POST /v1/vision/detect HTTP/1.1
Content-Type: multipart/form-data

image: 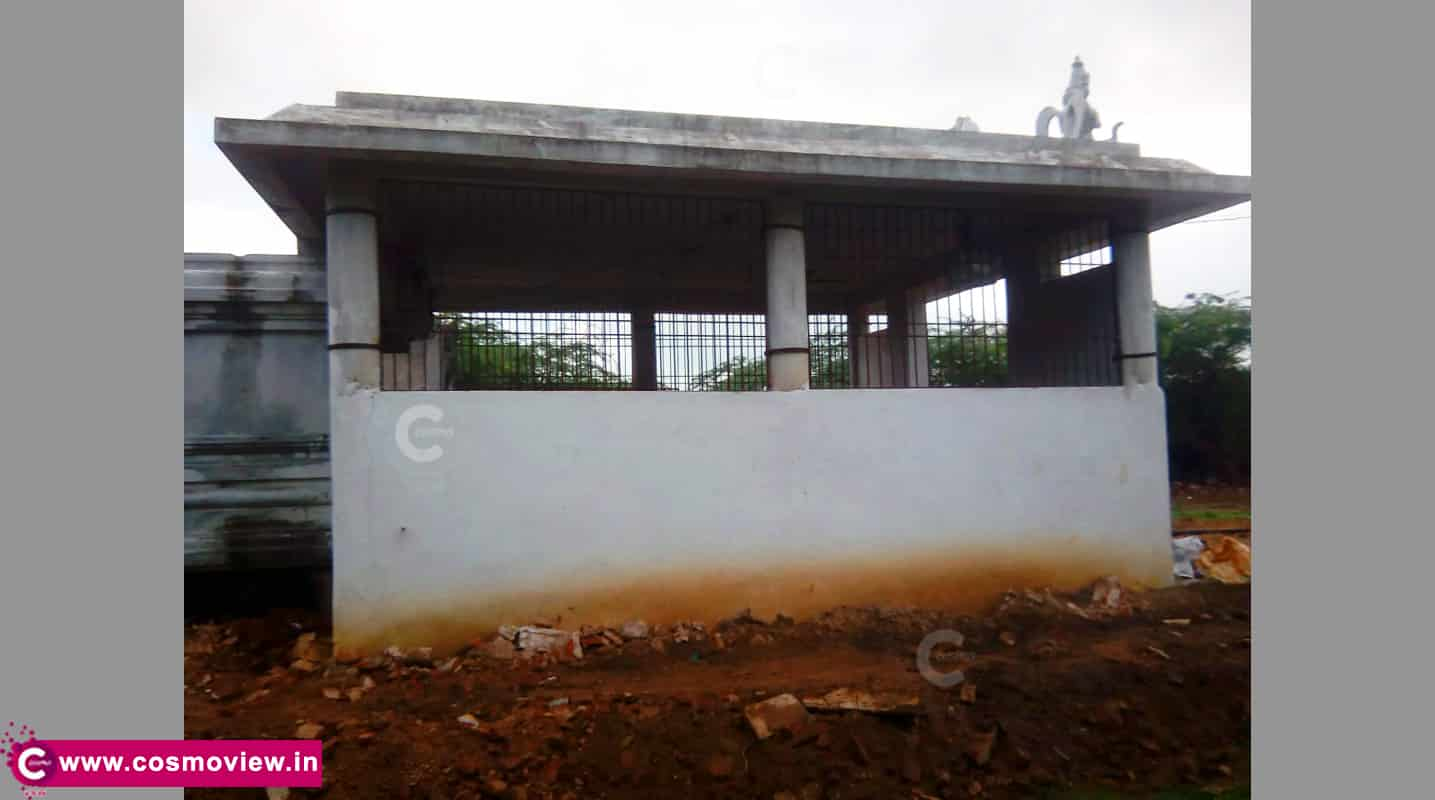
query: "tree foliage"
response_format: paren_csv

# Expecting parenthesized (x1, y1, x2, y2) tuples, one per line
(1156, 293, 1251, 484)
(690, 320, 1010, 390)
(927, 321, 1008, 387)
(447, 320, 629, 390)
(689, 330, 853, 390)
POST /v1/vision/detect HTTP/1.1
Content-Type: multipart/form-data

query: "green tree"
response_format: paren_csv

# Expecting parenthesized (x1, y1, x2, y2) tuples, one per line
(927, 320, 1008, 387)
(689, 318, 1012, 390)
(1156, 292, 1251, 484)
(689, 328, 852, 390)
(690, 354, 768, 391)
(446, 319, 629, 389)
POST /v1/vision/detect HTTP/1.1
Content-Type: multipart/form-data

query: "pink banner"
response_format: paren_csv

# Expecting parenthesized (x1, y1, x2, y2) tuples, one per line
(7, 740, 323, 788)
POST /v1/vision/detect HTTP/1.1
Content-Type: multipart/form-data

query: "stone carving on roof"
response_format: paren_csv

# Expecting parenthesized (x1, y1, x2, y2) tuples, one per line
(1037, 57, 1124, 142)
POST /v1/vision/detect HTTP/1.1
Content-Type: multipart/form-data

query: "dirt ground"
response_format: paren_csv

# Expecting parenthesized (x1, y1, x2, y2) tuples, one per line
(184, 577, 1251, 800)
(1170, 484, 1251, 535)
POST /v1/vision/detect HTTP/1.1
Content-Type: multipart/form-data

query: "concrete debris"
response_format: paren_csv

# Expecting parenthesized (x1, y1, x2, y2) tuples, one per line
(515, 627, 583, 660)
(1089, 576, 1123, 609)
(578, 626, 625, 651)
(294, 722, 324, 739)
(322, 688, 342, 701)
(291, 632, 325, 663)
(800, 688, 921, 716)
(289, 659, 321, 674)
(403, 646, 435, 667)
(457, 714, 480, 729)
(744, 693, 812, 740)
(619, 620, 650, 640)
(998, 632, 1017, 647)
(264, 789, 290, 800)
(671, 621, 706, 644)
(346, 688, 366, 703)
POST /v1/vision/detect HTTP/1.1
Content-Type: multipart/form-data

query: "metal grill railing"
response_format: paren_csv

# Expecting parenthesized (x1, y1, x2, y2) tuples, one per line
(380, 284, 1117, 390)
(436, 312, 632, 390)
(1048, 219, 1113, 280)
(372, 207, 1123, 391)
(922, 281, 1009, 388)
(655, 313, 766, 391)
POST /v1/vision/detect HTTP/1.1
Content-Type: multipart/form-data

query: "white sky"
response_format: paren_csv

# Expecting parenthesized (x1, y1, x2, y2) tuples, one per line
(184, 0, 1250, 308)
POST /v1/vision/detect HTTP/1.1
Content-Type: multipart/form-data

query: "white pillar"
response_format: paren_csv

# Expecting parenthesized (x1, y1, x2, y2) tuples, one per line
(1114, 229, 1158, 386)
(884, 287, 930, 388)
(325, 174, 381, 660)
(764, 197, 809, 391)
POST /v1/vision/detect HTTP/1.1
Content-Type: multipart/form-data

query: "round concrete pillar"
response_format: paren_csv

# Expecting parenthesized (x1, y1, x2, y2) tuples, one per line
(764, 197, 809, 391)
(1114, 229, 1158, 386)
(325, 176, 381, 390)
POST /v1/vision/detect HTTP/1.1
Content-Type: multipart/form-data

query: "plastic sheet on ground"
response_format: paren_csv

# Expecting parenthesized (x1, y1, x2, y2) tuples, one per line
(1172, 535, 1206, 579)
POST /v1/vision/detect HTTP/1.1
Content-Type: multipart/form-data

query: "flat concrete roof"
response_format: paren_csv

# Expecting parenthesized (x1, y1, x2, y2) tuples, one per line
(215, 91, 1251, 240)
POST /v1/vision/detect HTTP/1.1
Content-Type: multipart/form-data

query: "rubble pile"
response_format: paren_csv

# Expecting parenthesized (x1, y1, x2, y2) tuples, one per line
(185, 579, 1252, 800)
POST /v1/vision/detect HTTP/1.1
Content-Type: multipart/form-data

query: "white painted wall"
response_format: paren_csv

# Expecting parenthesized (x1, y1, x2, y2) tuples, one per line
(333, 385, 1172, 655)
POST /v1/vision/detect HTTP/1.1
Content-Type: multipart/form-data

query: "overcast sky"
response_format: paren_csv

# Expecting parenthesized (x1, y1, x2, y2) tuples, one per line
(184, 0, 1250, 307)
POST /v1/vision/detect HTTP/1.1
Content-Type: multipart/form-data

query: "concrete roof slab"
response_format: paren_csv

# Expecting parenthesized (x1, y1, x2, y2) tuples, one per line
(214, 92, 1251, 240)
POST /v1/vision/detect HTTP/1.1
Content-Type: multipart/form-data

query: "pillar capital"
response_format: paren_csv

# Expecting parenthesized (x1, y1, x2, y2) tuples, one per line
(763, 196, 805, 230)
(325, 172, 378, 214)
